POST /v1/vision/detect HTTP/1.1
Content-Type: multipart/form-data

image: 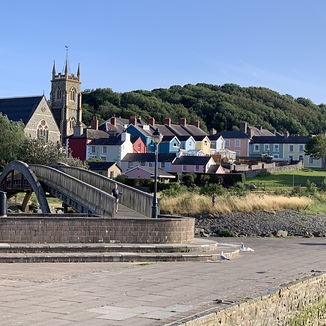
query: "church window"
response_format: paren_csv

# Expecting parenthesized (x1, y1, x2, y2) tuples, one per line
(70, 87, 76, 101)
(37, 120, 49, 142)
(56, 87, 62, 100)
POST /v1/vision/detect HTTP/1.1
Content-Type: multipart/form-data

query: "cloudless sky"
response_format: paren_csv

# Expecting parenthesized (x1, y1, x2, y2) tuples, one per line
(1, 0, 326, 104)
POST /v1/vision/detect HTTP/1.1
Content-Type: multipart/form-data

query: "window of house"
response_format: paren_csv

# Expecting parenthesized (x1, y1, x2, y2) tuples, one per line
(140, 161, 145, 166)
(264, 144, 270, 153)
(195, 165, 200, 172)
(137, 143, 141, 152)
(273, 154, 279, 158)
(254, 144, 259, 152)
(289, 144, 294, 152)
(235, 139, 240, 148)
(225, 140, 230, 148)
(128, 161, 133, 168)
(289, 155, 294, 162)
(273, 144, 279, 152)
(90, 146, 96, 154)
(235, 150, 240, 157)
(308, 156, 314, 164)
(299, 155, 304, 161)
(182, 165, 187, 172)
(161, 162, 165, 168)
(102, 147, 107, 154)
(149, 162, 153, 167)
(299, 144, 305, 152)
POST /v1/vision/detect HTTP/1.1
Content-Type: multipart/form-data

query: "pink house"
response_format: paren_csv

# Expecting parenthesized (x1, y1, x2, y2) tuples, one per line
(124, 166, 176, 183)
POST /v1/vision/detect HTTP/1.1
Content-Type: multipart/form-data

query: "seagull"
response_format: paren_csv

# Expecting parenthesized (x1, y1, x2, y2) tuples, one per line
(240, 242, 254, 252)
(220, 251, 230, 260)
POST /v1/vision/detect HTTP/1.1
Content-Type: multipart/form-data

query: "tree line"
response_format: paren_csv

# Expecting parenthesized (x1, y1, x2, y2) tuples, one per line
(81, 83, 326, 135)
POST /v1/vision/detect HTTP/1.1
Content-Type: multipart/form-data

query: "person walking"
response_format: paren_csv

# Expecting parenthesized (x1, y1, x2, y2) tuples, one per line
(112, 183, 120, 213)
(212, 193, 217, 206)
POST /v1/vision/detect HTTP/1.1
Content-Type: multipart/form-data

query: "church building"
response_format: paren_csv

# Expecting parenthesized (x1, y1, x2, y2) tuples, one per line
(0, 55, 83, 145)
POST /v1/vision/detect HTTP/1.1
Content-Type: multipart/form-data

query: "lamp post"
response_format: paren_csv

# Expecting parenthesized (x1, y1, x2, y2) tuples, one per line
(151, 128, 163, 218)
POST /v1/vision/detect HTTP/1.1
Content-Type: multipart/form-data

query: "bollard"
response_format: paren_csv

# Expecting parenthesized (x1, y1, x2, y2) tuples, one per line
(0, 191, 7, 217)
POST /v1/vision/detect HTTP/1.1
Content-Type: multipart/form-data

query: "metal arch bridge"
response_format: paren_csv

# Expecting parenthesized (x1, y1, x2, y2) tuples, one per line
(0, 160, 154, 218)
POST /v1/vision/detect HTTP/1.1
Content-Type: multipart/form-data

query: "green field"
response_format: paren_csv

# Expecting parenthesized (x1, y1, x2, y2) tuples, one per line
(247, 169, 326, 190)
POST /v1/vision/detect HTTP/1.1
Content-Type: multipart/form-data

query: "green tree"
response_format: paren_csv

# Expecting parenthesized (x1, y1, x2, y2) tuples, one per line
(0, 114, 26, 166)
(304, 134, 326, 167)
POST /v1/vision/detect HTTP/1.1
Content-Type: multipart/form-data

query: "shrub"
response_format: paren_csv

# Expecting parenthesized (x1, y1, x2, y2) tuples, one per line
(217, 229, 236, 237)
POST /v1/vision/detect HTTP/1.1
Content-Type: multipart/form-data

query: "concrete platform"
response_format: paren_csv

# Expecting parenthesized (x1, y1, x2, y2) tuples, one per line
(0, 237, 325, 325)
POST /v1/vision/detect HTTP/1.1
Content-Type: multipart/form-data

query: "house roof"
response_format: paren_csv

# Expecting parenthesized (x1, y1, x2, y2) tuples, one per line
(98, 121, 125, 134)
(251, 135, 310, 144)
(181, 124, 208, 137)
(125, 166, 175, 178)
(68, 129, 110, 139)
(216, 130, 250, 139)
(0, 96, 44, 124)
(88, 136, 123, 146)
(87, 161, 121, 171)
(173, 156, 212, 165)
(249, 126, 275, 137)
(122, 153, 177, 162)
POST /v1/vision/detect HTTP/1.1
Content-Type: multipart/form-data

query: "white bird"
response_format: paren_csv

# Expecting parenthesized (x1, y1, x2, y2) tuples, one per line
(240, 242, 254, 252)
(220, 251, 230, 260)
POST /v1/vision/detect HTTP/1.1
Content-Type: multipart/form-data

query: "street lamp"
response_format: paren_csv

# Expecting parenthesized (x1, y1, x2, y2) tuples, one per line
(151, 128, 163, 218)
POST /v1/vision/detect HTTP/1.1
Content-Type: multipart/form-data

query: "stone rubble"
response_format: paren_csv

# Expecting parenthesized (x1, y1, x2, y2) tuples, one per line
(195, 209, 326, 237)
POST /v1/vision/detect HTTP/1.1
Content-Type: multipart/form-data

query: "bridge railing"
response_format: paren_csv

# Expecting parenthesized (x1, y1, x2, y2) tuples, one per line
(46, 165, 154, 218)
(30, 165, 115, 217)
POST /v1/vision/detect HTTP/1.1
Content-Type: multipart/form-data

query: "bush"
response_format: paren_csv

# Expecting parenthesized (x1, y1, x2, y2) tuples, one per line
(217, 229, 236, 237)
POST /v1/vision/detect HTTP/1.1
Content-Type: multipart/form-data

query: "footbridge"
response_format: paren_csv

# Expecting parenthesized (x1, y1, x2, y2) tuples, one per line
(0, 161, 155, 218)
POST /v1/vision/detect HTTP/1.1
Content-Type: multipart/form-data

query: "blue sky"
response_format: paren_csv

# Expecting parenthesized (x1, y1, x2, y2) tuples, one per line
(1, 0, 326, 104)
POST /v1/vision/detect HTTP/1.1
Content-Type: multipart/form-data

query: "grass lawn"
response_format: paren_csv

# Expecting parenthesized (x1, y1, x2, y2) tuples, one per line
(247, 169, 326, 190)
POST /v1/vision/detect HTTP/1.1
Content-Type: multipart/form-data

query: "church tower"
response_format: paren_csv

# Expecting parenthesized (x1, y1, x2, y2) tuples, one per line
(50, 51, 82, 144)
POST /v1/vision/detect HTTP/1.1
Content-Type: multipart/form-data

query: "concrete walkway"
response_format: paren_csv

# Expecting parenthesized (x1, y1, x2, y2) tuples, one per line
(0, 237, 325, 326)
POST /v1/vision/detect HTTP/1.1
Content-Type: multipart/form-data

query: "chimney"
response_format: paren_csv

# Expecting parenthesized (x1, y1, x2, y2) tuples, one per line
(209, 128, 217, 135)
(164, 117, 171, 126)
(129, 116, 137, 125)
(179, 118, 186, 126)
(147, 117, 155, 126)
(194, 120, 200, 128)
(74, 122, 83, 136)
(110, 117, 116, 126)
(240, 122, 248, 134)
(91, 116, 98, 130)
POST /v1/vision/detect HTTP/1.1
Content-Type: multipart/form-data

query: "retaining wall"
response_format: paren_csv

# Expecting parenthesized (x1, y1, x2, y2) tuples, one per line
(175, 273, 326, 326)
(0, 216, 194, 244)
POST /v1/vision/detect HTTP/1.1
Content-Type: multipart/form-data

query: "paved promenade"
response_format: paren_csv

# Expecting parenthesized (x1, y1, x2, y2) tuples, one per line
(0, 237, 325, 326)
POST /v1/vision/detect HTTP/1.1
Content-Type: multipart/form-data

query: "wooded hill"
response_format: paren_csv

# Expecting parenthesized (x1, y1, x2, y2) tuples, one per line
(81, 83, 326, 135)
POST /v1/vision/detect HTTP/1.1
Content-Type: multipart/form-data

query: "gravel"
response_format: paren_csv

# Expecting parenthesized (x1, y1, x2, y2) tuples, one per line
(195, 210, 326, 237)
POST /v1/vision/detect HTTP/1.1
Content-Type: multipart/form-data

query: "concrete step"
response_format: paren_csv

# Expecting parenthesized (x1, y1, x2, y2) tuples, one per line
(0, 239, 241, 263)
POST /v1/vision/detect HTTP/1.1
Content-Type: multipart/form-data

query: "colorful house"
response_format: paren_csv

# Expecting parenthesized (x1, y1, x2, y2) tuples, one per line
(86, 132, 133, 165)
(121, 153, 177, 173)
(215, 130, 250, 158)
(124, 166, 176, 183)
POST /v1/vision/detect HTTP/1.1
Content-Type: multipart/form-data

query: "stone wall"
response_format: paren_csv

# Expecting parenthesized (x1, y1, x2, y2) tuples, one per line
(175, 273, 326, 326)
(0, 216, 194, 244)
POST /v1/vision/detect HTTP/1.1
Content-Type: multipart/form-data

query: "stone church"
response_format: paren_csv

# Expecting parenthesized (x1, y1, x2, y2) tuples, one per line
(0, 57, 82, 145)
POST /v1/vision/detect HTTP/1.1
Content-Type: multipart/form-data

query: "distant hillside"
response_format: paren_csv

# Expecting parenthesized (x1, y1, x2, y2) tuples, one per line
(81, 83, 326, 135)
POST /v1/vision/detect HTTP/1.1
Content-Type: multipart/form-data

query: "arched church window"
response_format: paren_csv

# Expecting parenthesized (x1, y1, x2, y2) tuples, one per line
(69, 117, 76, 129)
(37, 120, 49, 142)
(70, 87, 76, 101)
(56, 87, 62, 100)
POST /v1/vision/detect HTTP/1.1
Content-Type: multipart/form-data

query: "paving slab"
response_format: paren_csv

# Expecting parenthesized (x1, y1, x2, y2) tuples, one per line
(0, 237, 325, 326)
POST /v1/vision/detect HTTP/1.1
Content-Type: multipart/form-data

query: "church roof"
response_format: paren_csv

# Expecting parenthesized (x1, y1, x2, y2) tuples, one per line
(0, 96, 44, 124)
